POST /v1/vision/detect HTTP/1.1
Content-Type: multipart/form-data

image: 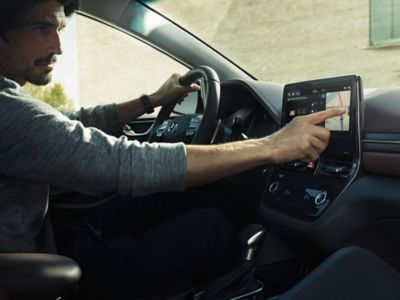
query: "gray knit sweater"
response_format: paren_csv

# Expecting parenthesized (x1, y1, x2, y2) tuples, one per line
(0, 76, 186, 252)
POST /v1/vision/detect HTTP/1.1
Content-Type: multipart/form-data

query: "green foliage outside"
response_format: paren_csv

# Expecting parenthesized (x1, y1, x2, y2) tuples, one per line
(23, 83, 74, 112)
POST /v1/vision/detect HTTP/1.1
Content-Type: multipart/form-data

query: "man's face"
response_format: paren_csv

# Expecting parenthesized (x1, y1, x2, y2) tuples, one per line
(0, 0, 66, 86)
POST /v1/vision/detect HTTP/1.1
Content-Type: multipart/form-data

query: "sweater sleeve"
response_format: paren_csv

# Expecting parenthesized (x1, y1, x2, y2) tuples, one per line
(0, 91, 187, 197)
(63, 104, 122, 136)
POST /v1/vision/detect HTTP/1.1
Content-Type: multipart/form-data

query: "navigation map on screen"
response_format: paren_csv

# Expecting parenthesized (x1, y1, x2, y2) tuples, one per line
(286, 88, 351, 132)
(324, 90, 350, 131)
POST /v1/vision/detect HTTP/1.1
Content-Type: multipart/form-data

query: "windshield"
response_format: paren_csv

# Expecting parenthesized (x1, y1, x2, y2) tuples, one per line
(150, 0, 400, 89)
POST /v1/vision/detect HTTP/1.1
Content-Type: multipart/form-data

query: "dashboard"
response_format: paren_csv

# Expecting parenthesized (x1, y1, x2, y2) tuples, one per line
(216, 76, 400, 271)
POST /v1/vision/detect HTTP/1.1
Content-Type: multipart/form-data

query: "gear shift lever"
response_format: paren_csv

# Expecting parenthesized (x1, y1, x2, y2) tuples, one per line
(194, 224, 266, 300)
(239, 224, 266, 267)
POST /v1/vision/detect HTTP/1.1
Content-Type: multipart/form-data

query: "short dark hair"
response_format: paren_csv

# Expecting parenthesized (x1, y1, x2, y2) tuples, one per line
(0, 0, 80, 39)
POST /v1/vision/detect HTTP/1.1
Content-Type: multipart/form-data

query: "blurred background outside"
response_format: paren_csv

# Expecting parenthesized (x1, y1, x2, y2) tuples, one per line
(34, 0, 400, 111)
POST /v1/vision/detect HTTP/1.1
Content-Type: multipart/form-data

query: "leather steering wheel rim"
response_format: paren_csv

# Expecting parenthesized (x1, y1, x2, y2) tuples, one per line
(150, 65, 220, 144)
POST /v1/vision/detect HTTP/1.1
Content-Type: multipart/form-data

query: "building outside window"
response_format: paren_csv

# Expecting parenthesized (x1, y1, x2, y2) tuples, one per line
(370, 0, 400, 46)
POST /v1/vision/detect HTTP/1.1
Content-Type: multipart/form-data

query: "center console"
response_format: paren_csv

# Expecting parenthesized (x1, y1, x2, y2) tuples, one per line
(262, 75, 362, 220)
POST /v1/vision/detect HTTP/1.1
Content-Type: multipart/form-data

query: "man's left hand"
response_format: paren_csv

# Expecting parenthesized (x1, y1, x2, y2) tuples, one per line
(149, 73, 201, 107)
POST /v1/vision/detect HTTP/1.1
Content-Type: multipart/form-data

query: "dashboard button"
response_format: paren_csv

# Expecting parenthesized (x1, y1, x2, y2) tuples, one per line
(283, 160, 308, 171)
(324, 165, 349, 175)
(268, 181, 279, 193)
(315, 191, 328, 205)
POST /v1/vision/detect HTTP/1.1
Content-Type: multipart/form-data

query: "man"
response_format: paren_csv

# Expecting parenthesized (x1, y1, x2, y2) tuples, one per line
(0, 0, 345, 299)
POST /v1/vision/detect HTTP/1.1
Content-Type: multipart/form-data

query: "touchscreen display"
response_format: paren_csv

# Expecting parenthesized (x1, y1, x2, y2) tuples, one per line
(286, 86, 351, 131)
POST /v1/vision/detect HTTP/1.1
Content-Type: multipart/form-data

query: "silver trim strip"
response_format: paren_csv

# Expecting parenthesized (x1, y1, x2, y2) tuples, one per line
(332, 77, 362, 211)
(123, 123, 154, 137)
(362, 139, 400, 145)
(210, 119, 222, 144)
(229, 280, 264, 300)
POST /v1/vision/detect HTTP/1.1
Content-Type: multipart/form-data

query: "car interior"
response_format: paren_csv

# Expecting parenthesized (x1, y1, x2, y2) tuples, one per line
(3, 0, 400, 299)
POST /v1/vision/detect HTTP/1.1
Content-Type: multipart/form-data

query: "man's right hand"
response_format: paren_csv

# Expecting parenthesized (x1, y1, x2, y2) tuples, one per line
(265, 107, 346, 164)
(186, 107, 345, 187)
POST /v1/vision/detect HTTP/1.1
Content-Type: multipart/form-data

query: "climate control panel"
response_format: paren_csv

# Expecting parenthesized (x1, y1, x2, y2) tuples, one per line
(263, 161, 353, 219)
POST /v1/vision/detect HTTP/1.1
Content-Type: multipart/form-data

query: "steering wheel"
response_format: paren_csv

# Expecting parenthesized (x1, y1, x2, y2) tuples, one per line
(149, 65, 220, 144)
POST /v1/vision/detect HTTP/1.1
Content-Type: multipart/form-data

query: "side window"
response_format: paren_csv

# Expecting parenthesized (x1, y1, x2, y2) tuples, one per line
(47, 14, 189, 114)
(370, 0, 400, 46)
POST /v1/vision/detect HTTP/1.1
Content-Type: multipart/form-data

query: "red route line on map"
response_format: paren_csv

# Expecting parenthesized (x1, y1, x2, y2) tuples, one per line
(338, 92, 344, 107)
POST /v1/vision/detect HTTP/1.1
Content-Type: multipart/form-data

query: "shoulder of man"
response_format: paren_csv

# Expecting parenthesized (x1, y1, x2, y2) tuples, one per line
(0, 76, 63, 116)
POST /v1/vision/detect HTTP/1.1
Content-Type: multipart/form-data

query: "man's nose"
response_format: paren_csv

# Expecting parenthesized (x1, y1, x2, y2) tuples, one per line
(50, 31, 63, 55)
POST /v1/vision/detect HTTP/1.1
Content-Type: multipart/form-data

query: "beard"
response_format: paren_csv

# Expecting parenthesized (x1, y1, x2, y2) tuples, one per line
(23, 54, 57, 86)
(24, 69, 53, 85)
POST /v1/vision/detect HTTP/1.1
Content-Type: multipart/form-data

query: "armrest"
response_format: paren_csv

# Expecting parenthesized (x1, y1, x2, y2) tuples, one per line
(0, 253, 81, 300)
(274, 246, 400, 300)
